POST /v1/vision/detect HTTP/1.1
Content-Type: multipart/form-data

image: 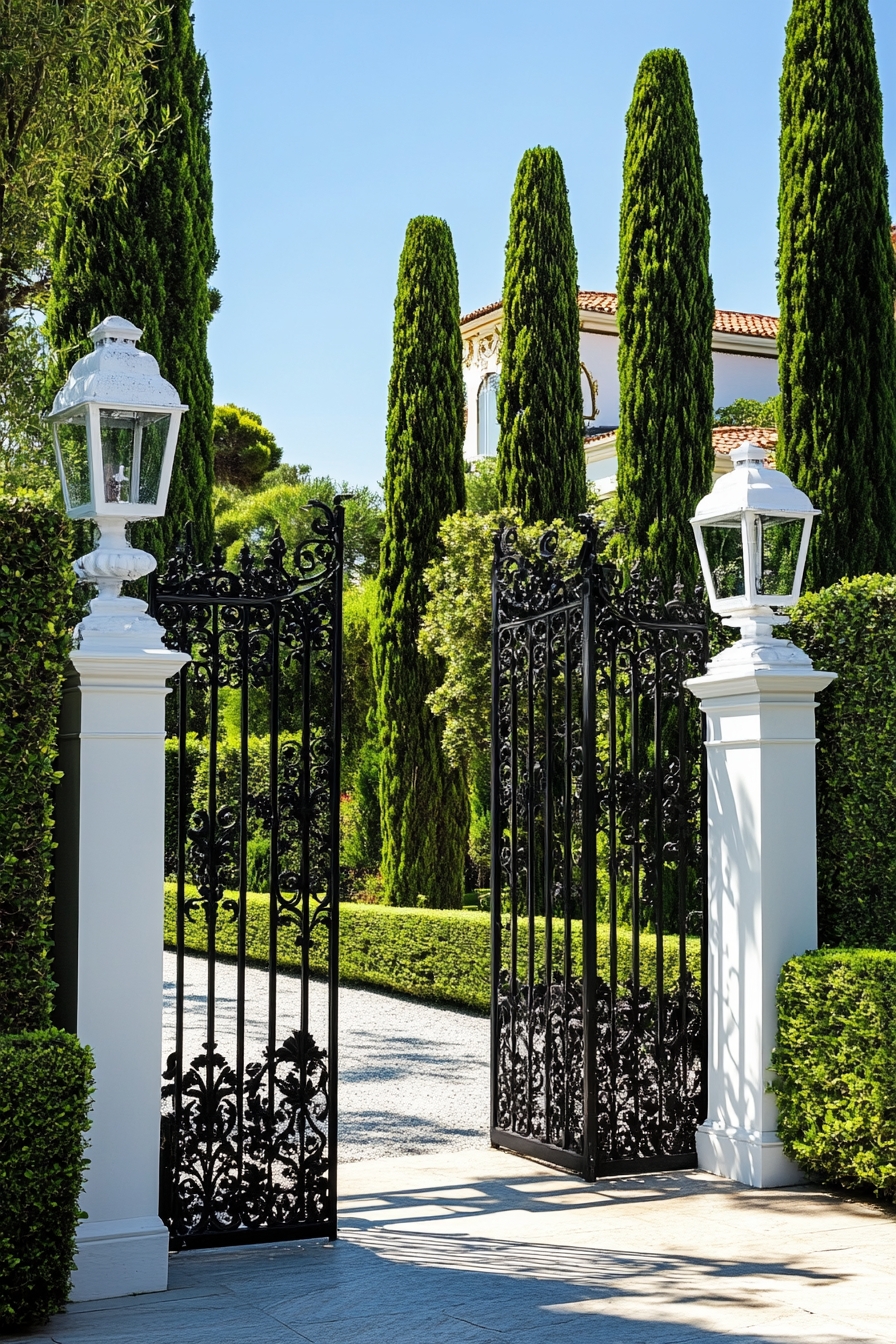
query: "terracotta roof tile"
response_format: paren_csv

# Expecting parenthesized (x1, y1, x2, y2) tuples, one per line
(712, 425, 778, 455)
(461, 290, 779, 339)
(583, 425, 778, 456)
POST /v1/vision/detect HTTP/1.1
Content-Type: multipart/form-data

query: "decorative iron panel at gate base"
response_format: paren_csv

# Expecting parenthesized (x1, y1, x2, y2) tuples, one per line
(151, 501, 345, 1250)
(490, 519, 707, 1180)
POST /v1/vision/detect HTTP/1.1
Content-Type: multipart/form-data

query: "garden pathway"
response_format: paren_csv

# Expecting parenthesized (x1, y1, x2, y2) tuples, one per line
(17, 1146, 896, 1343)
(162, 951, 491, 1161)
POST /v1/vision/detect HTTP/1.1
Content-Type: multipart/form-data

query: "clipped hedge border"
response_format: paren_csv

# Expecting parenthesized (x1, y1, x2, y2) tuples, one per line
(164, 884, 700, 1012)
(772, 949, 896, 1196)
(0, 500, 74, 1032)
(790, 576, 896, 949)
(0, 1030, 93, 1329)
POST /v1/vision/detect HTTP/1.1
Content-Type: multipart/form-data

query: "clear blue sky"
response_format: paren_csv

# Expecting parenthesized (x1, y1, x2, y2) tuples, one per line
(192, 0, 896, 491)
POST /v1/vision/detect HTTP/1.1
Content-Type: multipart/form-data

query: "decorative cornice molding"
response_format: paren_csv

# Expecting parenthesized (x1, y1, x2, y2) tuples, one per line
(464, 324, 502, 370)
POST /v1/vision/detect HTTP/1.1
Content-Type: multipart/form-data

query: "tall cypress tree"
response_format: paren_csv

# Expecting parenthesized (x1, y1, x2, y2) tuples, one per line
(374, 217, 469, 909)
(496, 147, 585, 523)
(47, 1, 217, 561)
(778, 0, 896, 590)
(616, 49, 715, 595)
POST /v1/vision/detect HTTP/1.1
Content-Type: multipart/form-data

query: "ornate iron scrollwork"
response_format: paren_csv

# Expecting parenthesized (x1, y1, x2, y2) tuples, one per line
(491, 518, 708, 1178)
(152, 501, 345, 1248)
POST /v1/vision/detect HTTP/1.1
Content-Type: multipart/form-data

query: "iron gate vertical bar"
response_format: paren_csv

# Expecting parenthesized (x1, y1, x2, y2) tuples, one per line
(653, 632, 664, 1153)
(580, 560, 598, 1181)
(543, 614, 553, 1144)
(509, 639, 519, 1135)
(489, 549, 502, 1143)
(266, 604, 281, 1216)
(608, 620, 619, 1153)
(525, 623, 536, 1137)
(299, 601, 313, 1220)
(699, 626, 710, 1129)
(327, 506, 346, 1240)
(562, 609, 573, 1150)
(206, 600, 220, 1216)
(676, 637, 689, 1122)
(173, 621, 190, 1226)
(236, 603, 250, 1209)
(629, 631, 642, 1158)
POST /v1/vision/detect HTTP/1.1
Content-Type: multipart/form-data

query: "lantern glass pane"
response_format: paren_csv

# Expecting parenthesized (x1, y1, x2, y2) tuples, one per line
(100, 409, 137, 503)
(701, 520, 745, 599)
(757, 515, 804, 596)
(55, 414, 90, 507)
(137, 413, 171, 504)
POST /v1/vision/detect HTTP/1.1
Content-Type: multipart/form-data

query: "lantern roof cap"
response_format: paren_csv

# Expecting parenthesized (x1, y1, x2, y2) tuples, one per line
(692, 440, 817, 523)
(49, 314, 186, 417)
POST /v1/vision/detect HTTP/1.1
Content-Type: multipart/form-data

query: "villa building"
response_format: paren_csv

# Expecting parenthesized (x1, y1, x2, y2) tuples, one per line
(461, 291, 780, 497)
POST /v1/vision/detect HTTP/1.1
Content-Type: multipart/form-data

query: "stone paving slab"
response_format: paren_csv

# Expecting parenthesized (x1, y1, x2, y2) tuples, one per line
(11, 1146, 896, 1343)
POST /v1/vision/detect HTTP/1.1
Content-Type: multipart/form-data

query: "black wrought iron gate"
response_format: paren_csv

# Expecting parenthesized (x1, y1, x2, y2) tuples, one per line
(490, 519, 708, 1179)
(150, 501, 345, 1249)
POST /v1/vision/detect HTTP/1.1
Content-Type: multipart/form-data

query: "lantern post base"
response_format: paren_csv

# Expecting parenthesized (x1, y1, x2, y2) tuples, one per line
(695, 1122, 805, 1189)
(70, 1216, 169, 1303)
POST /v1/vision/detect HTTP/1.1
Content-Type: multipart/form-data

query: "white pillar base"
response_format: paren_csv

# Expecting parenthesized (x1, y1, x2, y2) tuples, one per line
(70, 1216, 169, 1302)
(696, 1121, 806, 1189)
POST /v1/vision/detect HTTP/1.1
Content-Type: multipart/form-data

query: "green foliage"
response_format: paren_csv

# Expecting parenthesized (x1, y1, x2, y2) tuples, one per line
(616, 49, 715, 596)
(0, 1030, 93, 1328)
(375, 217, 468, 908)
(0, 323, 62, 497)
(340, 748, 382, 885)
(47, 0, 218, 563)
(777, 0, 896, 589)
(464, 458, 500, 516)
(214, 475, 383, 583)
(164, 734, 203, 877)
(0, 501, 75, 1033)
(165, 883, 700, 1013)
(421, 509, 587, 772)
(789, 576, 896, 949)
(342, 578, 378, 778)
(0, 0, 161, 330)
(496, 147, 585, 524)
(772, 949, 896, 1195)
(212, 404, 283, 491)
(715, 397, 779, 429)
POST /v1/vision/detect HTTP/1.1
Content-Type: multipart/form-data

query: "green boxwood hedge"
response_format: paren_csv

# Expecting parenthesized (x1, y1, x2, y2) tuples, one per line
(0, 500, 74, 1033)
(772, 949, 896, 1196)
(0, 1031, 93, 1328)
(164, 884, 700, 1011)
(790, 577, 896, 949)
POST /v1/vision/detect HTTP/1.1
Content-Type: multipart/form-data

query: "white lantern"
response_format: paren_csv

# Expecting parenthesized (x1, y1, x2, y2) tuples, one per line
(46, 316, 187, 612)
(48, 315, 185, 521)
(690, 442, 817, 644)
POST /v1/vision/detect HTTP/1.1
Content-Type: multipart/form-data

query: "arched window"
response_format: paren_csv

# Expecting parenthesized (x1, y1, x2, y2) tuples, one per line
(477, 373, 500, 458)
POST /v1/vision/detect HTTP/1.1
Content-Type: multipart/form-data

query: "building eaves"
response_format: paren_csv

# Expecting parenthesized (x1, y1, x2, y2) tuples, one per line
(461, 291, 779, 341)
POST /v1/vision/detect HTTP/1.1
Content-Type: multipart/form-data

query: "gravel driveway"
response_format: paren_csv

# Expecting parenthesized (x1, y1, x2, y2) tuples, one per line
(162, 951, 490, 1162)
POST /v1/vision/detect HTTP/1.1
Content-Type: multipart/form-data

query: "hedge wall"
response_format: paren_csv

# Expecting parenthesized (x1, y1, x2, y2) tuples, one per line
(789, 575, 896, 948)
(0, 500, 74, 1033)
(0, 1031, 93, 1328)
(772, 949, 896, 1196)
(164, 884, 701, 1011)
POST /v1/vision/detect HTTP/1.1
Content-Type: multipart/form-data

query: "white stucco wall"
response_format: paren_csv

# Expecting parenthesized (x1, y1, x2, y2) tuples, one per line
(462, 311, 779, 466)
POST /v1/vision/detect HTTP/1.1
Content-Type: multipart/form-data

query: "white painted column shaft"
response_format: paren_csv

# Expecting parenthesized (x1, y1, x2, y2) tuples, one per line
(54, 609, 187, 1301)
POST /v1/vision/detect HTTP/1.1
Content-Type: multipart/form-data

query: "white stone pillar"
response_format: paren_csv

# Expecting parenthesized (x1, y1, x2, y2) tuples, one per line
(54, 596, 188, 1300)
(685, 640, 834, 1188)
